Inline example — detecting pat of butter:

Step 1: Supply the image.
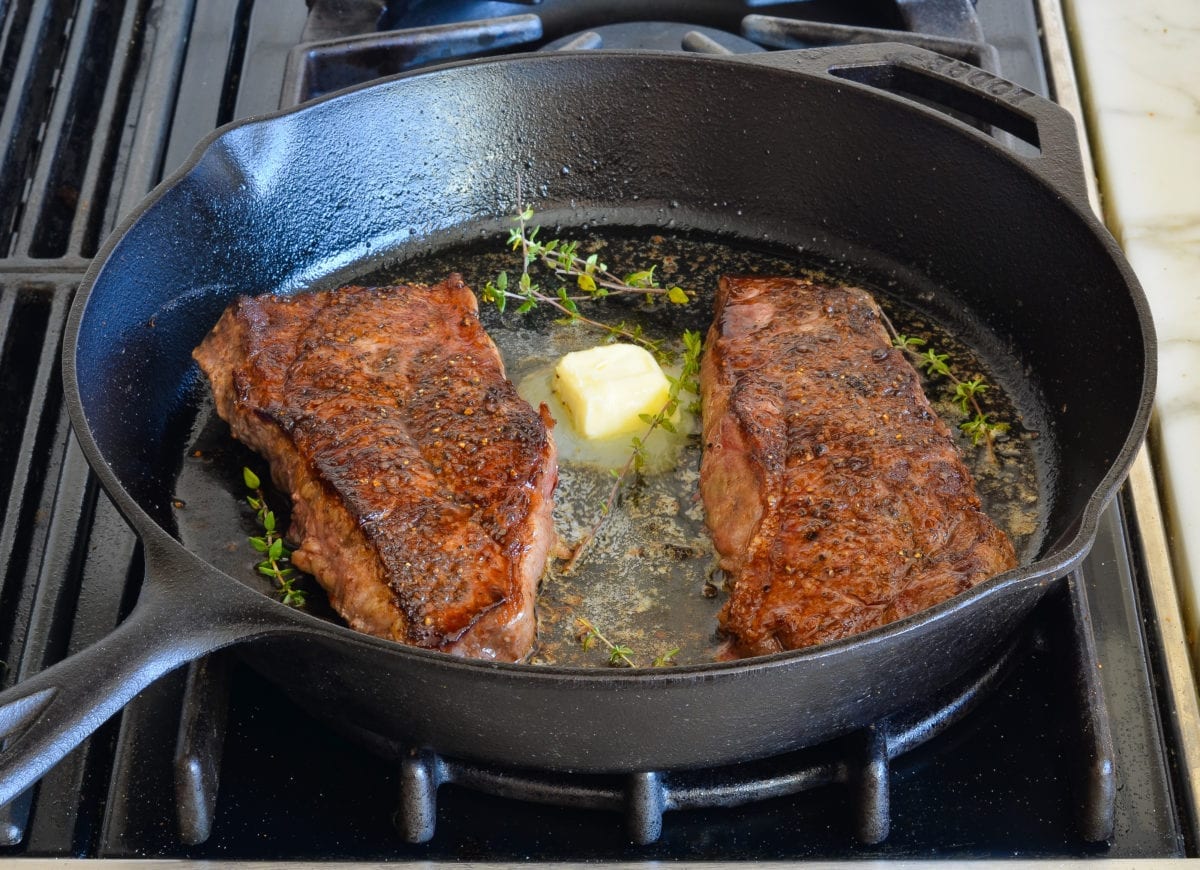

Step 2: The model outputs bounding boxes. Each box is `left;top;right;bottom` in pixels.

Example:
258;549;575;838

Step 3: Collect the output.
553;344;671;440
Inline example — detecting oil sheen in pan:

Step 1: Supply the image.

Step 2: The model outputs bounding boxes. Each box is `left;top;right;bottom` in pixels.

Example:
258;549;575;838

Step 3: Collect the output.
176;230;1046;668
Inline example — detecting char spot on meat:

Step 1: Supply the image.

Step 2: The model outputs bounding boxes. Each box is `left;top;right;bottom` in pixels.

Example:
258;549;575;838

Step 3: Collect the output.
843;374;873;396
840;455;871;473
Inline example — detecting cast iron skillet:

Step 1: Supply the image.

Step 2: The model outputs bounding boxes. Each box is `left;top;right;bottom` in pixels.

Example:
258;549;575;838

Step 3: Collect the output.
0;45;1154;806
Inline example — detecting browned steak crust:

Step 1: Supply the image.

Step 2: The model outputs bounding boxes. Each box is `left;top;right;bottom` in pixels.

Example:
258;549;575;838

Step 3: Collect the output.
700;275;1017;655
193;274;557;662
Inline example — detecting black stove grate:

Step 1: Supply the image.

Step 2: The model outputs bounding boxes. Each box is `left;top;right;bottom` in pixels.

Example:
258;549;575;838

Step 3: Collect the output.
386;632;1029;847
0;0;1188;860
171;629;1033;848
282;0;998;107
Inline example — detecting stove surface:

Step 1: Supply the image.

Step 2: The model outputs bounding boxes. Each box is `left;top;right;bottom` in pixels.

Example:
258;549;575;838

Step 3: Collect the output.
0;0;1192;861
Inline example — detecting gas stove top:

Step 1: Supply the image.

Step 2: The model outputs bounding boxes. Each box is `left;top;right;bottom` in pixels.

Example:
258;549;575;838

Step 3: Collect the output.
0;0;1195;862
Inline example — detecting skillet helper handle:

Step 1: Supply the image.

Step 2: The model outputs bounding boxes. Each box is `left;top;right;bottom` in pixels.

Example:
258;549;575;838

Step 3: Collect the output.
747;44;1091;208
0;540;280;810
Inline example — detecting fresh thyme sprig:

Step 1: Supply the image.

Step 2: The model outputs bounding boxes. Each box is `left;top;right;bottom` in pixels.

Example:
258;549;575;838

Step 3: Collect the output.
243;467;306;607
889;333;1010;461
575;617;679;668
510;206;688;303
561;329;703;574
575;616;636;667
480;206;690;360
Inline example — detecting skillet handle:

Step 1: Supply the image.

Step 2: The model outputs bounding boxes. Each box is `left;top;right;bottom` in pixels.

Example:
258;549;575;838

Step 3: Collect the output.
744;44;1091;209
0;539;282;810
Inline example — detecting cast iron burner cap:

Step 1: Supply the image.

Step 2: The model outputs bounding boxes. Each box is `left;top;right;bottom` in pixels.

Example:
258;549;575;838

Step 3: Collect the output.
541;21;765;54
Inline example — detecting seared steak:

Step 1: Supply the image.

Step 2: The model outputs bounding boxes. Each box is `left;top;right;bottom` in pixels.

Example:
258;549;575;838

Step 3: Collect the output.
700;275;1017;655
193;275;557;662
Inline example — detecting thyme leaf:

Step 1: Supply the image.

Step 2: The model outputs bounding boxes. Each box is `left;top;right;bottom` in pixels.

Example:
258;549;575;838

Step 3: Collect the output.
574;617;679;668
887;329;1009;462
652;647;681;668
481;205;690;359
574;617;636;668
244;467;307;607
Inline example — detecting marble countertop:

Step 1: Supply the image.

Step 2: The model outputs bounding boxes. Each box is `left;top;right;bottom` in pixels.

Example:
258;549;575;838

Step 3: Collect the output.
1065;1;1200;646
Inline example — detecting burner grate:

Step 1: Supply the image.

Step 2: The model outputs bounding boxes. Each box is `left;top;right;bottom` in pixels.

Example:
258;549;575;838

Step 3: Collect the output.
1;0;150;264
164;582;1119;850
136;572;1166;861
281;14;544;109
387;634;1025;846
0;0;1186;860
743;14;997;71
283;1;994;106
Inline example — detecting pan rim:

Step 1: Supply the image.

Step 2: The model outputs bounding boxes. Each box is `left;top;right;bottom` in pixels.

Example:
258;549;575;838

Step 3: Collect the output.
64;47;1155;676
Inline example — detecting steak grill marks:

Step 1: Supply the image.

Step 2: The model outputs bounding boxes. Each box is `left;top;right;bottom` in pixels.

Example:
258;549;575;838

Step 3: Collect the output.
193;275;557;662
700;275;1017;654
